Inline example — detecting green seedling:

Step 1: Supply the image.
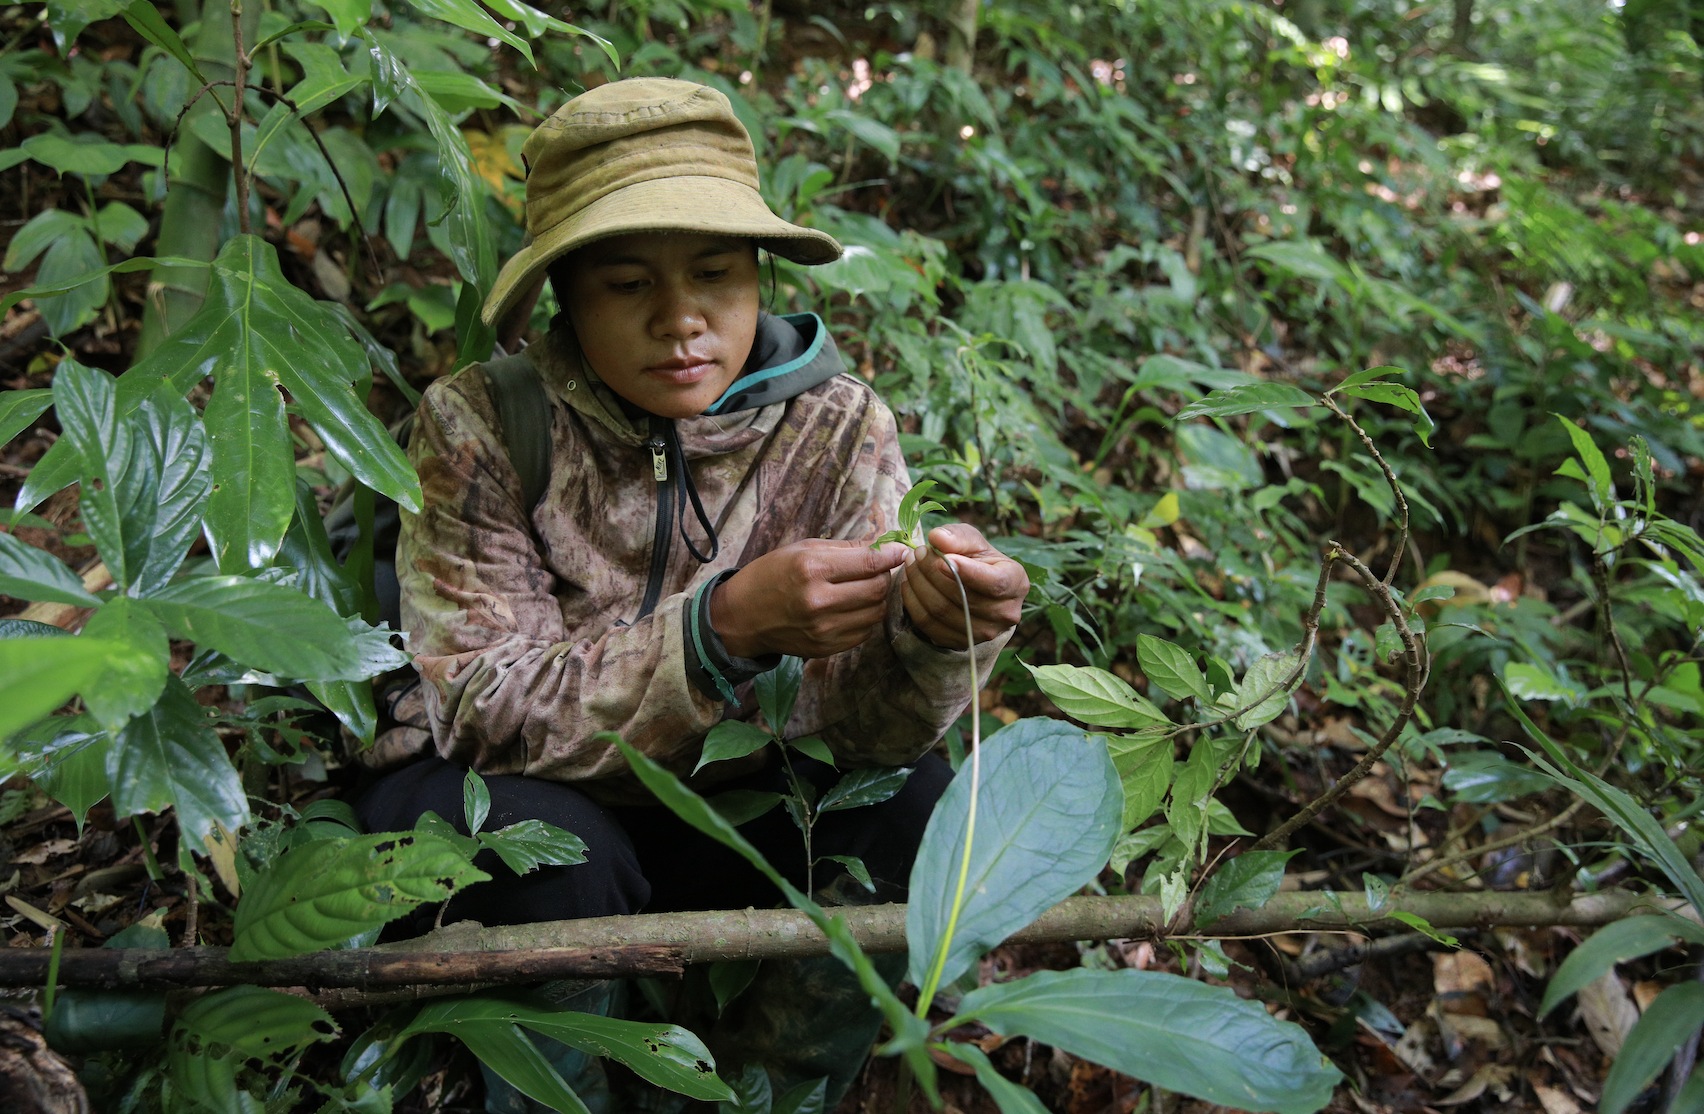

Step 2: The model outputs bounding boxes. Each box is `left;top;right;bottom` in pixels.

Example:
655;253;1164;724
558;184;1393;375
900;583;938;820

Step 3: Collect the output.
871;480;949;550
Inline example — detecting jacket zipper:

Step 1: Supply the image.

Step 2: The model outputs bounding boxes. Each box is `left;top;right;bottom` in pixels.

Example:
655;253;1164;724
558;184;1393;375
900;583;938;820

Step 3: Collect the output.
636;419;673;620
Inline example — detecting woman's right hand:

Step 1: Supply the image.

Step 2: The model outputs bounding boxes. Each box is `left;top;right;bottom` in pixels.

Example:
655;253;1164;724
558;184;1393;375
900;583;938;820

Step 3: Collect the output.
710;539;910;659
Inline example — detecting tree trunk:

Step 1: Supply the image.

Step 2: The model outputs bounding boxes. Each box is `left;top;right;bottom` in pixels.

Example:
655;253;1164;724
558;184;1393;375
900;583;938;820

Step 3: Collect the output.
942;0;979;74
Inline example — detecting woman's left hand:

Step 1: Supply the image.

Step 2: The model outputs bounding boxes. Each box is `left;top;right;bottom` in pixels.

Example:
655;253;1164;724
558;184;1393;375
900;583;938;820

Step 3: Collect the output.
900;524;1029;649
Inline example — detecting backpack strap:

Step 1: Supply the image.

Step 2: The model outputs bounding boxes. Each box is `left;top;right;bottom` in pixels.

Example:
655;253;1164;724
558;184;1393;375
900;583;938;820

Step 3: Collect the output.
482;352;553;511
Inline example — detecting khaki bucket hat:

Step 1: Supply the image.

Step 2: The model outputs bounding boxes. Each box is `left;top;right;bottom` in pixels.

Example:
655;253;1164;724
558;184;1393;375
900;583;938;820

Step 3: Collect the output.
480;77;843;327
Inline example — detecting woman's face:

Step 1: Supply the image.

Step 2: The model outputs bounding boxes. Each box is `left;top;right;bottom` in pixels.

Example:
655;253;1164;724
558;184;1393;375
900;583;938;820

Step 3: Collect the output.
557;231;760;419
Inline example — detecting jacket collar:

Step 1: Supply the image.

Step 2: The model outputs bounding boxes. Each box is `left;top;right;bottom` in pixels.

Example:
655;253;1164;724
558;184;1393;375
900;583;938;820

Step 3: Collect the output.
528;312;847;454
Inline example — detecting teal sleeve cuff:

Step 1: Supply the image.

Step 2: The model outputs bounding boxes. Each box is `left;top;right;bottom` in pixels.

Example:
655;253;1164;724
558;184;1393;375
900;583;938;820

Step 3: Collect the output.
684;569;780;704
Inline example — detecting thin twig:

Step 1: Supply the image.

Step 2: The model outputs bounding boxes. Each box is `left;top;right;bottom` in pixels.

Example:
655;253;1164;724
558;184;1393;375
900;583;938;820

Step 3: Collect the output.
1401;799;1585;886
1321;394;1409;588
1251;548;1425;852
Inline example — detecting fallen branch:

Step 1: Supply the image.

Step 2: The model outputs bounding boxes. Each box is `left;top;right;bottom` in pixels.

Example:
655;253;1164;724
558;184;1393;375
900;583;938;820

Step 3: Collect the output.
0;889;1663;996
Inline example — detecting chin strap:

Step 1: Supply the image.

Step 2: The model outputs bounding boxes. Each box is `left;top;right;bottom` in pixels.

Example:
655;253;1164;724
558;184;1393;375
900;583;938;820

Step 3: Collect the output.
662;419;720;564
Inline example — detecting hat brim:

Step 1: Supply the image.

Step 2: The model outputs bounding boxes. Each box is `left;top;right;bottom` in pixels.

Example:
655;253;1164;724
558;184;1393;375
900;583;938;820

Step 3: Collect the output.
480;176;844;327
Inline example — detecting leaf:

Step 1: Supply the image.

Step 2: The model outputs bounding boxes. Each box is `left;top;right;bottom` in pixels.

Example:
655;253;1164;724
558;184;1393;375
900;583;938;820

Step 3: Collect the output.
401;0;534;65
230;832;490;961
1387;911;1459;947
707;789;783;826
168;985;338;1109
1106;734;1170;830
956;969;1341;1114
822;854;875;891
1328;366;1404;395
119;0;208;84
695;720;773;773
1194;851;1299;927
478;819;590;875
773;1078;829;1114
125;235;418;572
1174;382;1317;420
20;132;161;176
907;717;1123;997
0;532;100;606
138;575;374;681
938;1042;1049;1114
0;389;52;445
1411;584;1457;605
709;960;760;1016
1023;661;1169;729
401;992;734;1103
78;598;169;733
1554;414;1613;508
107;675;248;845
1363;873;1391;913
1504;662;1583;704
1601;982;1704;1114
19;719;109;831
756;655;804;735
721;1062;772;1114
464;768;491;835
789;735;836;766
1234;649;1302;730
1442;752;1554;804
1136;635;1210;703
1541;916;1704;1019
0;637;125;737
818;767;911;812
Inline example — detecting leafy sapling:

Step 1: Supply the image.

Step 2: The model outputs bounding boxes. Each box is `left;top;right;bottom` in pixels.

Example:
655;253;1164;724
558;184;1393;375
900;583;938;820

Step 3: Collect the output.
696;655;912;894
414;770;589;914
871;479;949;550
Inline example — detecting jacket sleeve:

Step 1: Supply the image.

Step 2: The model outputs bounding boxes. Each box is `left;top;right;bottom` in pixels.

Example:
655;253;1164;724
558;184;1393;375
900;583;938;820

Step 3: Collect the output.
783;399;1011;767
397;370;718;783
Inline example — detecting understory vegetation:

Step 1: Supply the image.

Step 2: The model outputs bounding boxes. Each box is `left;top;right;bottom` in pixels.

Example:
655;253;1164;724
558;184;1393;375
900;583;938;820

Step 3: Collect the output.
1;0;1703;1111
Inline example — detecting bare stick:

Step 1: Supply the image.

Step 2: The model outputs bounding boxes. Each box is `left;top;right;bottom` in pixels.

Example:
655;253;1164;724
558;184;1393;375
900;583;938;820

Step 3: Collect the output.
1401;799;1586;887
0;890;1660;994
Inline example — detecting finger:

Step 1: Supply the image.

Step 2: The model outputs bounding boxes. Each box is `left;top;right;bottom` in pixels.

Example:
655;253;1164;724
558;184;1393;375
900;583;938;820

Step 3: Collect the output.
922;547;1026;603
901;577;968;649
815;541;909;583
926;523;997;557
806;576;892;617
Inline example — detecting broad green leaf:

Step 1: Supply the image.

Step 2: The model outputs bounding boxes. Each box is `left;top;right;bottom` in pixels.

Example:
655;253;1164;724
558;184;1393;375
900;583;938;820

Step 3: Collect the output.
1136;635;1210;703
1195;850;1299;926
0;257;201;336
756;655;804;735
709;960;760;1016
1555;414;1613;508
0;532;99;606
230;831;489;960
12;716;108;830
119;0;207;84
0;637;122;737
402;992;735;1102
405;1006;591;1114
1386;911;1459;947
1234;649;1302;730
52;362;133;587
1410;584;1457;606
906;717;1122;997
478;819;590;875
79;598;168;732
938;1042;1048;1114
1504;661;1583;704
708;789;783;826
695;720;773;773
3;209;86;272
1442;752;1554;804
955;969;1341;1114
1110;825;1172;875
20;131;161;176
1601;983;1704;1114
822;853;875;891
279;480;363;618
138;575;373;681
1539;916;1704;1019
33;225;106;335
1328;366;1404;395
818;766;911;812
1023;661;1169;729
1167;735;1235;856
416;69;508;112
93;201;148;253
1337;382;1422;414
772;1078;828;1114
402;0;534;64
1106;733;1170;830
313;0;373;37
464;768;491;834
107;675;248;844
168;985;338;1110
44;0;125;52
720;1062;771;1114
1248;239;1351;285
126;235;418;571
390;67;496;293
1174;382;1317;421
0;389;52;445
788;735;836;766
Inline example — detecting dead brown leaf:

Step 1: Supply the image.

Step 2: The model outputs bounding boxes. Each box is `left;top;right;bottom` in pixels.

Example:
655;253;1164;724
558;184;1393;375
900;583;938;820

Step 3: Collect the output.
1533;1083;1583;1114
1576;971;1639;1059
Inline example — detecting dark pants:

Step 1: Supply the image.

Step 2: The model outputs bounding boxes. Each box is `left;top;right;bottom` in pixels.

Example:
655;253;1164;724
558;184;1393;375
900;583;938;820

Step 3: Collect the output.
355;752;952;932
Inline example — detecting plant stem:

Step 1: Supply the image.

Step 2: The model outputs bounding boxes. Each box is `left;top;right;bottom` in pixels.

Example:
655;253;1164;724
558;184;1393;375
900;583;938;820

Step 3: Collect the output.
228;0;251;236
913;554;980;1016
41;926;62;1020
134;816;165;882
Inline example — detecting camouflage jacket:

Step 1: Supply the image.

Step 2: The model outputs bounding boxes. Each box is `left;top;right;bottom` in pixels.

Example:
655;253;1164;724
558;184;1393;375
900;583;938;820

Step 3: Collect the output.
391;312;1006;802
